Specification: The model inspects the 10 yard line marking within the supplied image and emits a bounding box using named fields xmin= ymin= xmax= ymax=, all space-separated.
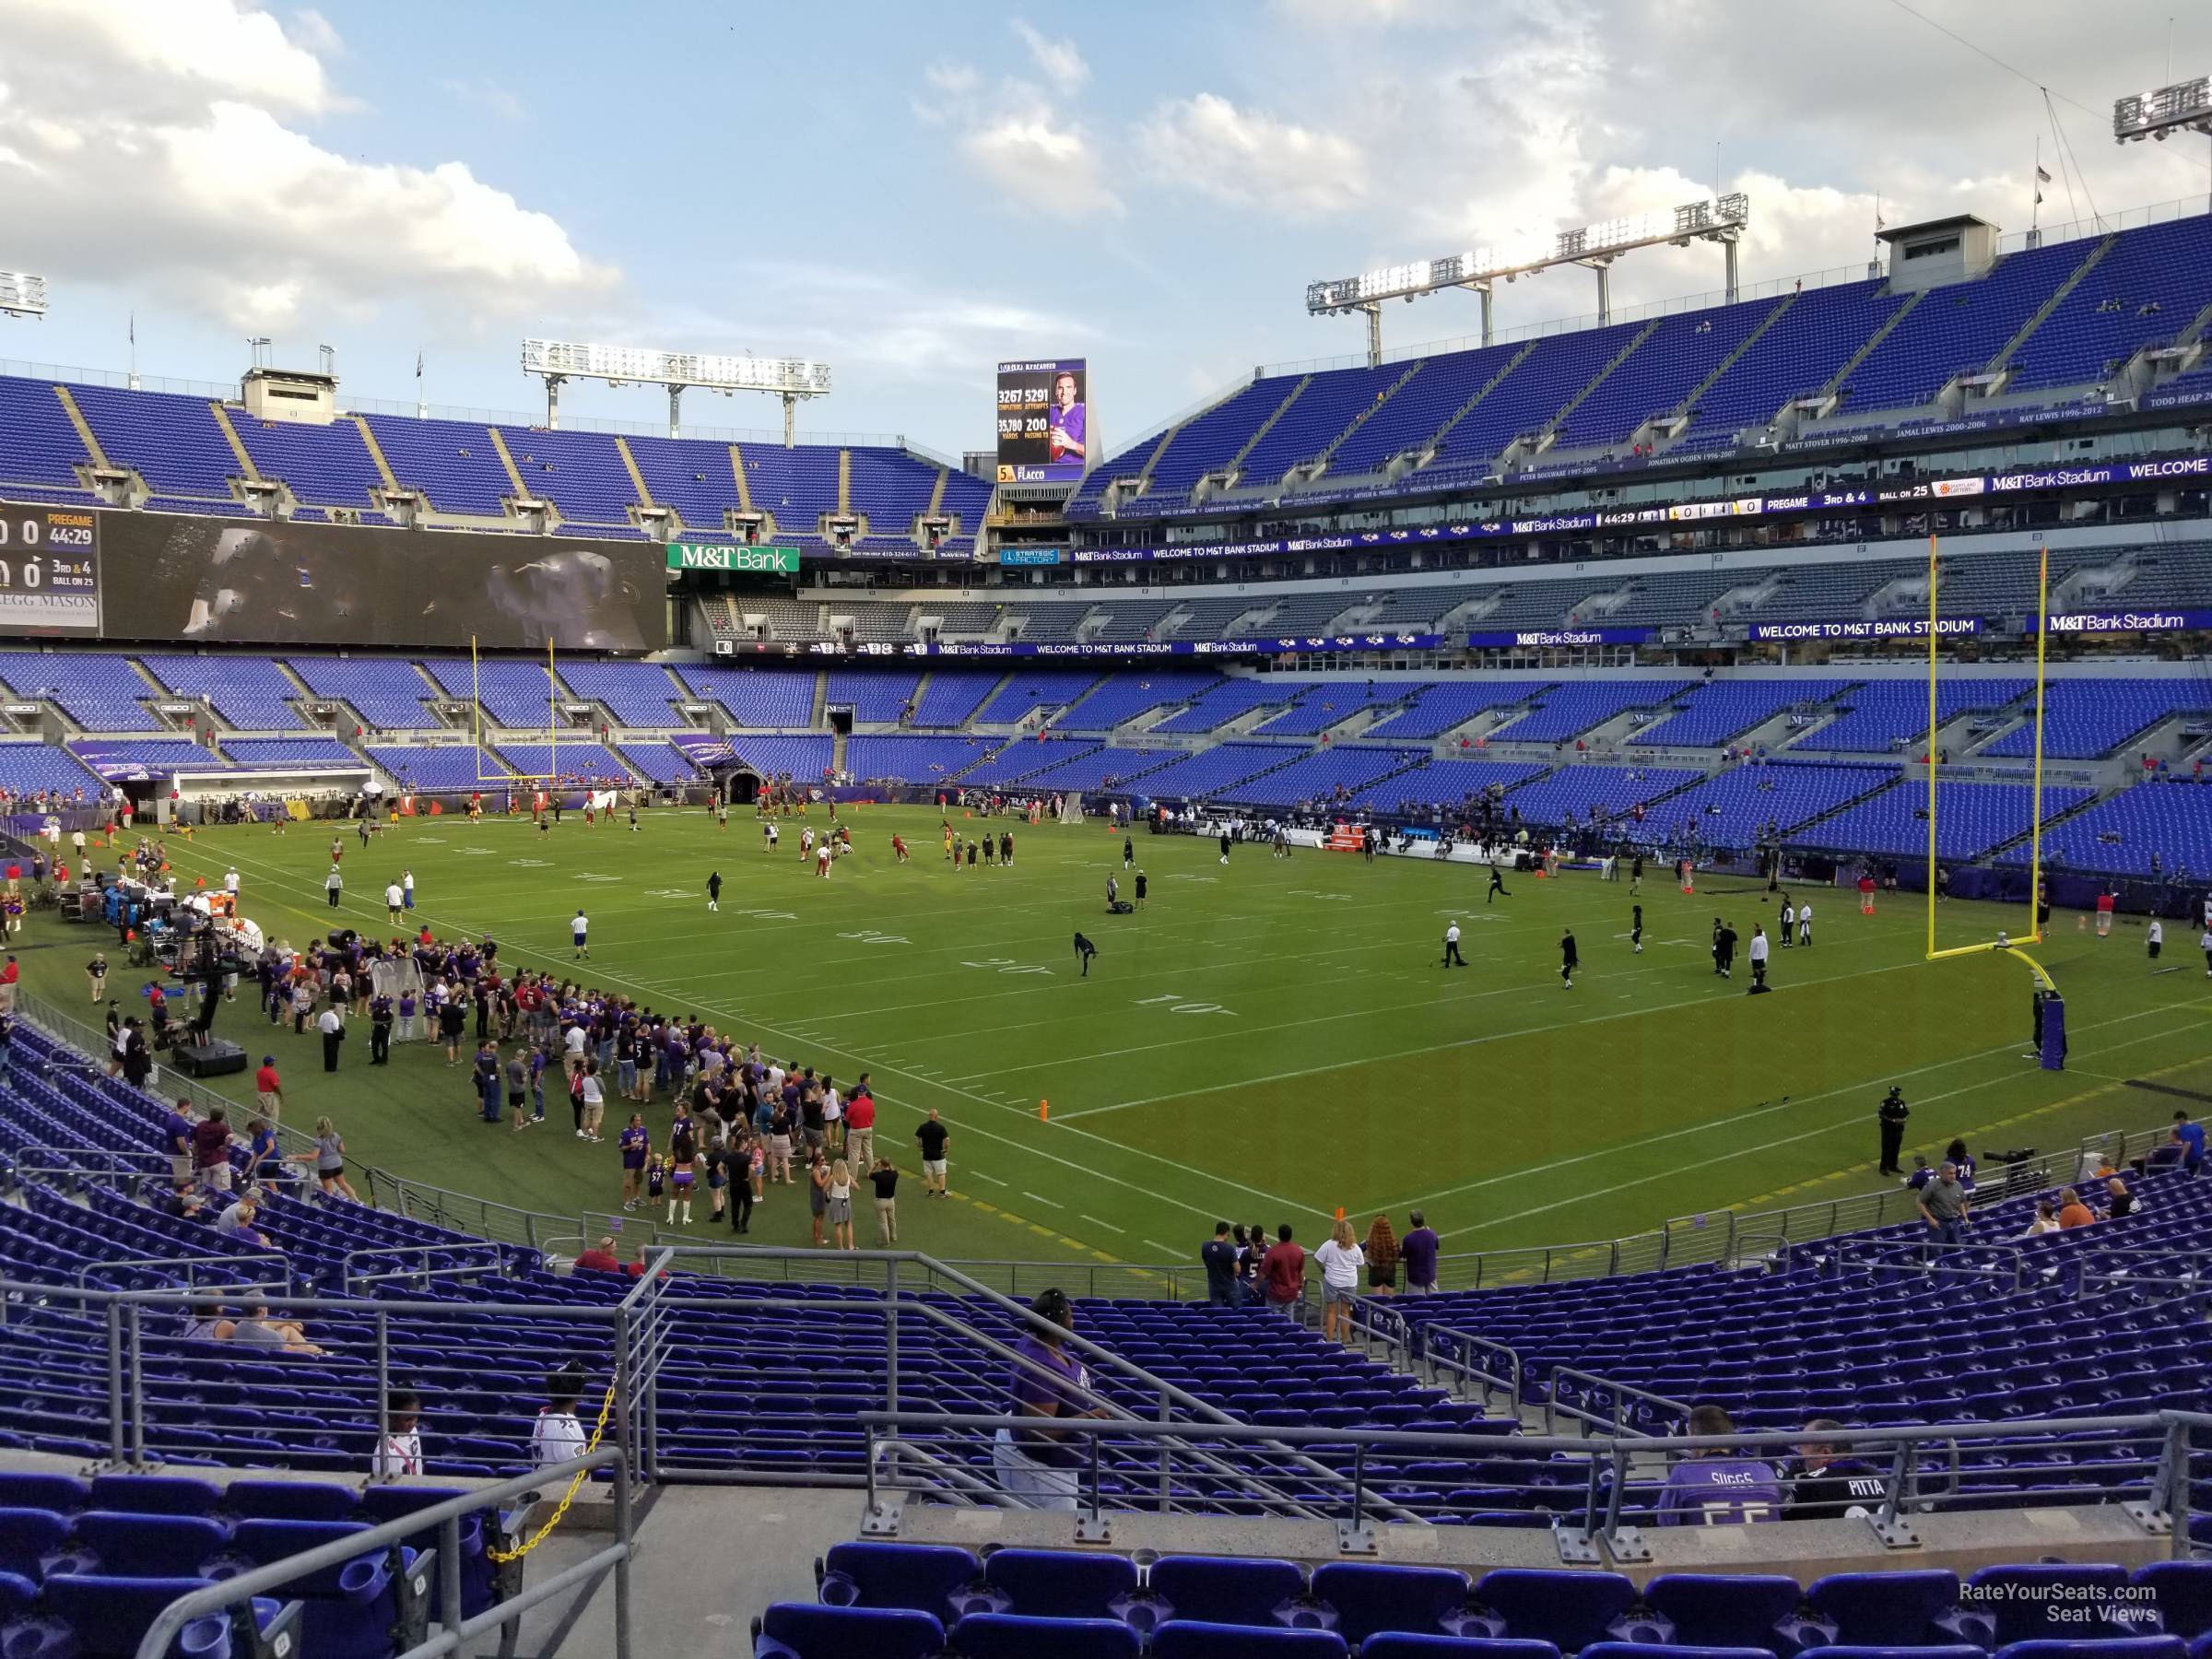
xmin=1144 ymin=1240 xmax=1182 ymax=1259
xmin=1023 ymin=1191 xmax=1065 ymax=1209
xmin=1080 ymin=1214 xmax=1125 ymax=1233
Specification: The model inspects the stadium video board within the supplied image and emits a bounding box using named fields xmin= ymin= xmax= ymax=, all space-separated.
xmin=996 ymin=359 xmax=1088 ymax=485
xmin=93 ymin=512 xmax=665 ymax=650
xmin=0 ymin=504 xmax=101 ymax=635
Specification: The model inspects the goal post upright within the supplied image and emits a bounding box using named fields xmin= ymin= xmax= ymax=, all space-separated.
xmin=1924 ymin=541 xmax=2054 ymax=970
xmin=2027 ymin=544 xmax=2051 ymax=947
xmin=1925 ymin=532 xmax=1940 ymax=960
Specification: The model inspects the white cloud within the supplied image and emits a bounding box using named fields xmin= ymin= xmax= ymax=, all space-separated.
xmin=911 ymin=39 xmax=1119 ymax=220
xmin=924 ymin=60 xmax=982 ymax=99
xmin=1011 ymin=20 xmax=1089 ymax=94
xmin=665 ymin=259 xmax=1100 ymax=386
xmin=441 ymin=77 xmax=525 ymax=122
xmin=0 ymin=0 xmax=612 ymax=331
xmin=962 ymin=114 xmax=1123 ymax=219
xmin=8 ymin=0 xmax=336 ymax=118
xmin=1137 ymin=93 xmax=1368 ymax=218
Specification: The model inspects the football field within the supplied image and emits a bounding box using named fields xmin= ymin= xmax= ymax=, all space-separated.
xmin=19 ymin=803 xmax=2210 ymax=1276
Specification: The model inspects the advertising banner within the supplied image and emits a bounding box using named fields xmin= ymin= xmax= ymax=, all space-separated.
xmin=997 ymin=547 xmax=1065 ymax=566
xmin=1466 ymin=627 xmax=1657 ymax=648
xmin=667 ymin=543 xmax=801 ymax=573
xmin=1748 ymin=617 xmax=1986 ymax=641
xmin=2044 ymin=607 xmax=2212 ymax=635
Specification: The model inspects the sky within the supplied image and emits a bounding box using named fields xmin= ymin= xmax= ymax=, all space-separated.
xmin=2 ymin=0 xmax=2208 ymax=461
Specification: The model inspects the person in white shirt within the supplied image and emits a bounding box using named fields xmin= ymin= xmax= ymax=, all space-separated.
xmin=317 ymin=1005 xmax=345 ymax=1072
xmin=2147 ymin=918 xmax=2163 ymax=964
xmin=571 ymin=911 xmax=589 ymax=961
xmin=1312 ymin=1218 xmax=1366 ymax=1344
xmin=1441 ymin=922 xmax=1465 ymax=968
xmin=384 ymin=882 xmax=405 ymax=924
xmin=507 ymin=1367 xmax=589 ymax=1532
xmin=372 ymin=1390 xmax=424 ymax=1479
xmin=224 ymin=867 xmax=240 ymax=899
xmin=1748 ymin=924 xmax=1771 ymax=992
xmin=530 ymin=1367 xmax=588 ymax=1468
xmin=1796 ymin=900 xmax=1812 ymax=947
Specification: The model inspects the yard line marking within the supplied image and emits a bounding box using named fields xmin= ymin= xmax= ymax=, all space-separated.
xmin=199 ymin=839 xmax=1326 ymax=1225
xmin=1432 ymin=1019 xmax=2211 ymax=1238
xmin=1144 ymin=1241 xmax=1183 ymax=1259
xmin=969 ymin=1171 xmax=1007 ymax=1187
xmin=1080 ymin=1215 xmax=1125 ymax=1234
xmin=1022 ymin=1191 xmax=1065 ymax=1210
xmin=1053 ymin=954 xmax=1927 ymax=1119
xmin=1381 ymin=1004 xmax=2204 ymax=1215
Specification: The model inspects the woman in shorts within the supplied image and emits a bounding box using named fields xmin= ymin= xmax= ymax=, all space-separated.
xmin=295 ymin=1116 xmax=359 ymax=1202
xmin=1312 ymin=1218 xmax=1366 ymax=1344
xmin=826 ymin=1157 xmax=854 ymax=1252
xmin=807 ymin=1152 xmax=830 ymax=1248
xmin=768 ymin=1103 xmax=794 ymax=1185
xmin=1364 ymin=1214 xmax=1399 ymax=1295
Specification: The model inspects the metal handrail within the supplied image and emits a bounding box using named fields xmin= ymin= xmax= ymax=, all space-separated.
xmin=859 ymin=1406 xmax=2206 ymax=1547
xmin=647 ymin=1247 xmax=1408 ymax=1524
xmin=1545 ymin=1365 xmax=1692 ymax=1438
xmin=1422 ymin=1324 xmax=1524 ymax=1410
xmin=74 ymin=1251 xmax=294 ymax=1296
xmin=132 ymin=1447 xmax=632 ymax=1659
xmin=341 ymin=1241 xmax=508 ymax=1292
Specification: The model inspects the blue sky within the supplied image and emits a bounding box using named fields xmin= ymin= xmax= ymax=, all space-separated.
xmin=3 ymin=0 xmax=2208 ymax=461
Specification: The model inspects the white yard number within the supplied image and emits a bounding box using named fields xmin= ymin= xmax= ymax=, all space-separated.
xmin=1134 ymin=993 xmax=1236 ymax=1016
xmin=960 ymin=956 xmax=1054 ymax=975
xmin=837 ymin=929 xmax=909 ymax=946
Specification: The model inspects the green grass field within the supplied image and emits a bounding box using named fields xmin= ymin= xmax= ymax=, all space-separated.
xmin=18 ymin=804 xmax=2210 ymax=1273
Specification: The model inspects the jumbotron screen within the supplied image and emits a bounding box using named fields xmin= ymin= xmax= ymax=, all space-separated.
xmin=995 ymin=359 xmax=1089 ymax=485
xmin=95 ymin=512 xmax=665 ymax=650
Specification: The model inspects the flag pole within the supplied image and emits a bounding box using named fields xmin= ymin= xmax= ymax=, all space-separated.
xmin=2031 ymin=135 xmax=2041 ymax=241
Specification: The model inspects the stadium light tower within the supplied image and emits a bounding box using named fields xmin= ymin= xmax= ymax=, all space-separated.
xmin=521 ymin=338 xmax=833 ymax=446
xmin=2115 ymin=76 xmax=2212 ymax=212
xmin=1305 ymin=194 xmax=1750 ymax=366
xmin=0 ymin=272 xmax=49 ymax=320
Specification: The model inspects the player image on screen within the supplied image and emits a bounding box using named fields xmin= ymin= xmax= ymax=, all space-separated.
xmin=996 ymin=359 xmax=1088 ymax=485
xmin=1046 ymin=369 xmax=1086 ymax=465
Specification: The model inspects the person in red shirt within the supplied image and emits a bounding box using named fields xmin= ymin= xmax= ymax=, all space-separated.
xmin=1259 ymin=1224 xmax=1306 ymax=1314
xmin=254 ymin=1057 xmax=284 ymax=1124
xmin=1857 ymin=874 xmax=1877 ymax=915
xmin=2097 ymin=888 xmax=2117 ymax=937
xmin=845 ymin=1081 xmax=877 ymax=1170
xmin=572 ymin=1235 xmax=621 ymax=1274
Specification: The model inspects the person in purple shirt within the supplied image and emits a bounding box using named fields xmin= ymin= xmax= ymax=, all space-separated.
xmin=1046 ymin=371 xmax=1086 ymax=464
xmin=618 ymin=1112 xmax=651 ymax=1210
xmin=1656 ymin=1404 xmax=1783 ymax=1525
xmin=1400 ymin=1210 xmax=1441 ymax=1295
xmin=992 ymin=1287 xmax=1110 ymax=1511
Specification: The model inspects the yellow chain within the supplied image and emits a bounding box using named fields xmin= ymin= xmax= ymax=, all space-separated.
xmin=486 ymin=1382 xmax=619 ymax=1562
